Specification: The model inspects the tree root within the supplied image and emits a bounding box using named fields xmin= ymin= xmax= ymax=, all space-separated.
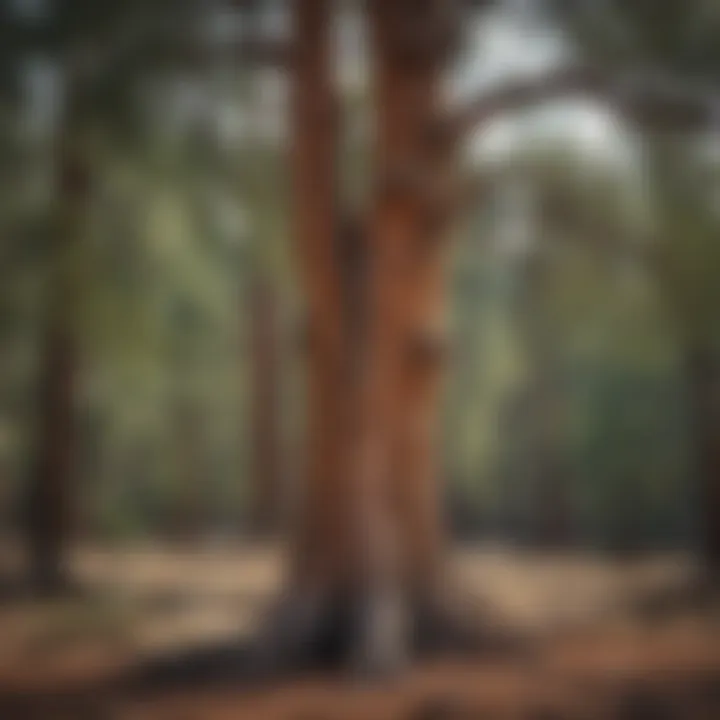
xmin=250 ymin=579 xmax=532 ymax=679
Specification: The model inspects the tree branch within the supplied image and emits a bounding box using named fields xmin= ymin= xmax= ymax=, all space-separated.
xmin=450 ymin=66 xmax=720 ymax=137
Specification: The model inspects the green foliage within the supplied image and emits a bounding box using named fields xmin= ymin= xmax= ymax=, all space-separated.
xmin=446 ymin=120 xmax=716 ymax=548
xmin=548 ymin=0 xmax=720 ymax=78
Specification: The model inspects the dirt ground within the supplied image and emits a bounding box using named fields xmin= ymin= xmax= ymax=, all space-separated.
xmin=0 ymin=544 xmax=718 ymax=719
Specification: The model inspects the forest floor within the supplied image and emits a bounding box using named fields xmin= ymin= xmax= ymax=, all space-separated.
xmin=0 ymin=544 xmax=718 ymax=719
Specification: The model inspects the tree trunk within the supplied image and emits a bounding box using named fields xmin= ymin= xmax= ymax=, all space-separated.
xmin=283 ymin=0 xmax=350 ymax=596
xmin=23 ymin=76 xmax=88 ymax=596
xmin=684 ymin=345 xmax=720 ymax=571
xmin=24 ymin=317 xmax=77 ymax=595
xmin=525 ymin=364 xmax=573 ymax=549
xmin=259 ymin=0 xmax=474 ymax=675
xmin=169 ymin=400 xmax=206 ymax=544
xmin=516 ymin=252 xmax=573 ymax=549
xmin=248 ymin=272 xmax=282 ymax=536
xmin=368 ymin=1 xmax=450 ymax=593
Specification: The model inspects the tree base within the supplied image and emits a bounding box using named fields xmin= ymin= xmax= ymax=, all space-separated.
xmin=251 ymin=580 xmax=528 ymax=679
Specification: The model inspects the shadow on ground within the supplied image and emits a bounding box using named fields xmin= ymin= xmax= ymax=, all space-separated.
xmin=0 ymin=632 xmax=719 ymax=720
xmin=1 ymin=548 xmax=719 ymax=719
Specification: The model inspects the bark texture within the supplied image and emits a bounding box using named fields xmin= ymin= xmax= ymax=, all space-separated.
xmin=287 ymin=0 xmax=349 ymax=591
xmin=261 ymin=0 xmax=472 ymax=674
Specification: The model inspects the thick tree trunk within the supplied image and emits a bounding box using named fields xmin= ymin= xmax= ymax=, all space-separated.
xmin=259 ymin=0 xmax=473 ymax=674
xmin=257 ymin=0 xmax=367 ymax=671
xmin=684 ymin=345 xmax=720 ymax=571
xmin=368 ymin=2 xmax=449 ymax=592
xmin=248 ymin=273 xmax=282 ymax=536
xmin=286 ymin=0 xmax=349 ymax=590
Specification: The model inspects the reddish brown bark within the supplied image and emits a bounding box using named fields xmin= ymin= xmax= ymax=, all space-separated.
xmin=260 ymin=1 xmax=467 ymax=673
xmin=363 ymin=0 xmax=455 ymax=593
xmin=287 ymin=0 xmax=454 ymax=596
xmin=287 ymin=0 xmax=350 ymax=589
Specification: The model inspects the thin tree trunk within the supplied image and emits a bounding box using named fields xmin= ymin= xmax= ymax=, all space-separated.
xmin=684 ymin=345 xmax=720 ymax=570
xmin=25 ymin=317 xmax=77 ymax=595
xmin=370 ymin=21 xmax=449 ymax=593
xmin=169 ymin=400 xmax=206 ymax=544
xmin=525 ymin=355 xmax=573 ymax=550
xmin=515 ymin=250 xmax=574 ymax=549
xmin=531 ymin=389 xmax=573 ymax=549
xmin=24 ymin=112 xmax=88 ymax=594
xmin=248 ymin=272 xmax=281 ymax=536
